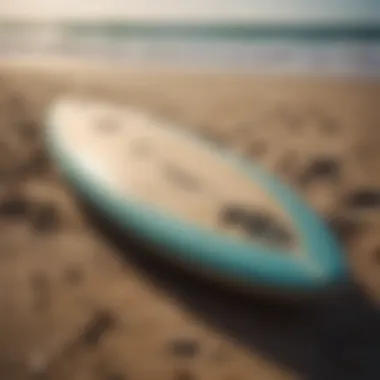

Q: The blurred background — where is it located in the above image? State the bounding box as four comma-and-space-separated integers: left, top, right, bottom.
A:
0, 1, 380, 380
1, 0, 380, 77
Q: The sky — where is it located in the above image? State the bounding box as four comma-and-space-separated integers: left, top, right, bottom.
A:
0, 0, 380, 23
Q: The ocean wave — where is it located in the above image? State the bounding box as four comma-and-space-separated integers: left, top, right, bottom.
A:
1, 23, 380, 77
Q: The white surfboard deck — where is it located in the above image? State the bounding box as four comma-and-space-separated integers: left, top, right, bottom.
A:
45, 96, 349, 294
49, 97, 299, 252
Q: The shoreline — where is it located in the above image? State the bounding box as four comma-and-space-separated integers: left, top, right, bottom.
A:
1, 55, 380, 83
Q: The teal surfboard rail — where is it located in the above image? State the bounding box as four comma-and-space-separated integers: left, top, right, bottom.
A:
45, 104, 349, 294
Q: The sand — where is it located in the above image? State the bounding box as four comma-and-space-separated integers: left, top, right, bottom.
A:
0, 61, 380, 380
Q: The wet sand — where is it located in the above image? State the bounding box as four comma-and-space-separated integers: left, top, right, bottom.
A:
0, 61, 380, 380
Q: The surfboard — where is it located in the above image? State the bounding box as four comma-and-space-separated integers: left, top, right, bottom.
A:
44, 96, 349, 296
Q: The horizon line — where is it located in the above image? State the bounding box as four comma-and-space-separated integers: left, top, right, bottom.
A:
0, 16, 379, 26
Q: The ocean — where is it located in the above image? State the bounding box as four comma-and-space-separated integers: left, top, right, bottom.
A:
1, 21, 380, 78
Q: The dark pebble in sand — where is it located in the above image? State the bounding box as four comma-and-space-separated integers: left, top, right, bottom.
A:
167, 338, 201, 358
345, 190, 380, 209
104, 373, 126, 380
373, 248, 380, 264
28, 150, 50, 176
16, 120, 38, 141
81, 311, 116, 347
173, 369, 196, 380
0, 195, 30, 218
327, 215, 361, 241
63, 264, 84, 285
309, 111, 339, 135
30, 272, 50, 293
30, 203, 61, 232
298, 158, 340, 185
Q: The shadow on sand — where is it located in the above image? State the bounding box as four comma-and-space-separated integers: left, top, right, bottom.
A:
78, 198, 380, 380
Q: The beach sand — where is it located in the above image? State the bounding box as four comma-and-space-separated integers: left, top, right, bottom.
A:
0, 61, 380, 379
